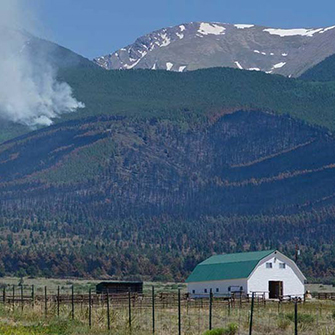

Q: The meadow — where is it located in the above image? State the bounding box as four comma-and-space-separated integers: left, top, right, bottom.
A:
0, 278, 335, 334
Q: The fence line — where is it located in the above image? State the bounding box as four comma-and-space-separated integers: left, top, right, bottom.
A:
0, 284, 323, 335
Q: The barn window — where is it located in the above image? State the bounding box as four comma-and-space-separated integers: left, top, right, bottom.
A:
279, 263, 286, 269
192, 290, 195, 294
204, 289, 207, 293
266, 262, 272, 269
228, 287, 231, 292
216, 288, 219, 293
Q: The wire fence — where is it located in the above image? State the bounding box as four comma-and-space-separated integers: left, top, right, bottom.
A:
1, 285, 335, 334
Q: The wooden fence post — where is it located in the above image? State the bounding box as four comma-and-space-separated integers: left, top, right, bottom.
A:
31, 285, 35, 308
44, 286, 47, 318
89, 288, 92, 329
57, 286, 60, 317
20, 285, 23, 312
3, 287, 5, 305
128, 290, 132, 330
295, 299, 298, 335
71, 285, 74, 321
12, 285, 15, 309
209, 289, 213, 330
106, 290, 110, 330
178, 289, 181, 335
249, 292, 255, 335
152, 286, 155, 334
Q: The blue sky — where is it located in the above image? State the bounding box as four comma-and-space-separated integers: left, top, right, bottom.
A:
34, 0, 335, 60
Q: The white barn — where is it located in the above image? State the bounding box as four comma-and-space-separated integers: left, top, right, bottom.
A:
186, 250, 306, 299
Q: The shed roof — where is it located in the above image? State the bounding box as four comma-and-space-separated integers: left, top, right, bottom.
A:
186, 250, 275, 283
97, 281, 143, 285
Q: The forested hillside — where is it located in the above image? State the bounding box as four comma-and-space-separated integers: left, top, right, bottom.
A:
3, 66, 335, 144
59, 67, 335, 130
1, 109, 335, 281
300, 54, 335, 82
1, 54, 335, 281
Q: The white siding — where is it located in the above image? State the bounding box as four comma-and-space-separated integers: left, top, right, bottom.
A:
188, 279, 247, 298
247, 253, 305, 299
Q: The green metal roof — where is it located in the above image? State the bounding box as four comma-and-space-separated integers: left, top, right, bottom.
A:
186, 250, 276, 283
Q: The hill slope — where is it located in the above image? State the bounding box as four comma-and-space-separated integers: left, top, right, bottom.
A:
300, 54, 335, 81
0, 111, 334, 215
2, 50, 335, 280
94, 22, 335, 77
24, 32, 95, 70
1, 111, 335, 279
55, 66, 335, 132
0, 31, 96, 143
3, 57, 335, 144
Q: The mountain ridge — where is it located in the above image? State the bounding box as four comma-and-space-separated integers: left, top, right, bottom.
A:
94, 21, 335, 77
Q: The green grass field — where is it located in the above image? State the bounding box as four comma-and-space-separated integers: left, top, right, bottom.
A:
0, 296, 334, 335
0, 278, 334, 334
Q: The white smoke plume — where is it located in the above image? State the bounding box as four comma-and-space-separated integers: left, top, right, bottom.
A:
0, 0, 84, 127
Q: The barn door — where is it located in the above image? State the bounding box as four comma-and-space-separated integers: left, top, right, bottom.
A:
269, 281, 283, 299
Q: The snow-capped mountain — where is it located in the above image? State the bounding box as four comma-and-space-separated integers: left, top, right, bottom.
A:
94, 22, 335, 77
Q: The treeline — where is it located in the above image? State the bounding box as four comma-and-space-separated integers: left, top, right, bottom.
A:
1, 207, 335, 282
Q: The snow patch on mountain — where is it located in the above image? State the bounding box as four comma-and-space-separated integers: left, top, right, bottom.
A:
159, 33, 171, 47
264, 28, 323, 37
198, 23, 226, 36
138, 50, 148, 57
272, 62, 286, 69
319, 25, 335, 34
166, 62, 173, 71
235, 61, 243, 69
254, 50, 267, 55
124, 58, 141, 69
235, 24, 254, 29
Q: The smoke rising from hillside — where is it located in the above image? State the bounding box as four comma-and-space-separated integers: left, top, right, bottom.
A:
0, 0, 84, 127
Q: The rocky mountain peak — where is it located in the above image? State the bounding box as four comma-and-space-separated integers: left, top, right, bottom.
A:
94, 22, 335, 77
